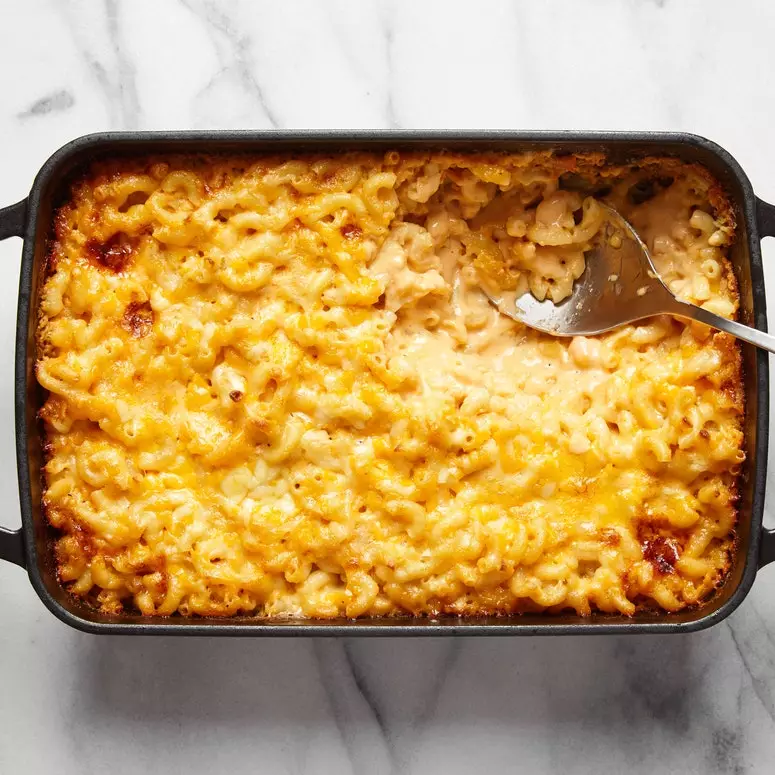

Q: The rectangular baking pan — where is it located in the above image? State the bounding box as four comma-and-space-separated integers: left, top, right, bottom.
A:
1, 130, 774, 636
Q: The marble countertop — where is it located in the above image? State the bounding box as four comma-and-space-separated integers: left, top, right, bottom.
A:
3, 1, 775, 772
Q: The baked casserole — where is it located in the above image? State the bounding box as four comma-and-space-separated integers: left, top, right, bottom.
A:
36, 151, 744, 618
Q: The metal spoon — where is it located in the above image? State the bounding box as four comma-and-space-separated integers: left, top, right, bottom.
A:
483, 205, 775, 352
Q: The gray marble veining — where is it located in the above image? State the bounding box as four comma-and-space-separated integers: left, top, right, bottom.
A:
2, 1, 775, 772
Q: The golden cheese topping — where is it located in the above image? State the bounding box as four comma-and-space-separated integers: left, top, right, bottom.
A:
37, 152, 744, 618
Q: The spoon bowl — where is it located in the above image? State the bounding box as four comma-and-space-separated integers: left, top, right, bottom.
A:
483, 205, 775, 353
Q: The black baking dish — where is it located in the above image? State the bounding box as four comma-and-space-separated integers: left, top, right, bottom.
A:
1, 130, 773, 636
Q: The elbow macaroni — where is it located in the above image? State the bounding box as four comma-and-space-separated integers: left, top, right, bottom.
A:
37, 151, 743, 619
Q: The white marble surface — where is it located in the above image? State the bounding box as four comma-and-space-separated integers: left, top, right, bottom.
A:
2, 0, 775, 772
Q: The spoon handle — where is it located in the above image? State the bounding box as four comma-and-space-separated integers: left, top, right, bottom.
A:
671, 299, 775, 354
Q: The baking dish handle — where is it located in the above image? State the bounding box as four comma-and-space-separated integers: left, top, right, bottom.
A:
0, 528, 25, 567
761, 529, 775, 567
756, 196, 775, 567
762, 532, 775, 566
0, 199, 27, 568
757, 197, 775, 237
0, 199, 27, 240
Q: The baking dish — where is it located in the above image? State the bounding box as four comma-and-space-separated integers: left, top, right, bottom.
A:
1, 130, 774, 636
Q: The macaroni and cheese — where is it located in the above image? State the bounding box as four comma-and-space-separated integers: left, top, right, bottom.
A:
37, 151, 744, 618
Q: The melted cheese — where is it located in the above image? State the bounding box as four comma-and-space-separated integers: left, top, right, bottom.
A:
37, 152, 743, 618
